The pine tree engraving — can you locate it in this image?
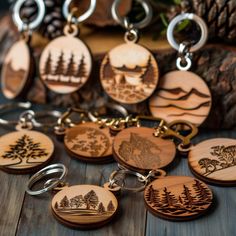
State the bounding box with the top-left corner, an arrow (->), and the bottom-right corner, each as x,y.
65,53 -> 77,77
60,196 -> 70,208
145,185 -> 161,207
107,201 -> 115,212
2,135 -> 48,166
54,202 -> 59,210
103,56 -> 115,80
145,180 -> 212,217
43,52 -> 53,78
192,180 -> 212,202
142,56 -> 155,86
161,187 -> 178,207
54,51 -> 66,77
76,55 -> 86,78
182,185 -> 196,207
98,202 -> 105,213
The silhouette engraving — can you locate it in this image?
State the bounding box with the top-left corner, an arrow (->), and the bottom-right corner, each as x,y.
145,179 -> 212,217
198,145 -> 236,176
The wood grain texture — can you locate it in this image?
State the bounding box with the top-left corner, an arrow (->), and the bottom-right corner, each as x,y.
64,122 -> 114,163
100,42 -> 159,104
144,176 -> 213,221
39,35 -> 92,94
1,40 -> 33,99
0,107 -> 236,236
113,127 -> 176,172
149,71 -> 212,126
188,138 -> 236,186
0,130 -> 54,173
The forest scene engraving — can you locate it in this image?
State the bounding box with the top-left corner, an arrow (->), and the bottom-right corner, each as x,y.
1,134 -> 48,168
118,132 -> 161,169
42,51 -> 87,87
145,180 -> 212,217
149,72 -> 211,125
2,41 -> 29,98
65,127 -> 110,157
101,48 -> 158,103
198,145 -> 236,176
54,190 -> 116,224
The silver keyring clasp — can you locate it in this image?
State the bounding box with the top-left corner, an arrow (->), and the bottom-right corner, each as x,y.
63,0 -> 97,24
26,164 -> 68,195
111,0 -> 152,29
13,0 -> 45,31
167,13 -> 208,52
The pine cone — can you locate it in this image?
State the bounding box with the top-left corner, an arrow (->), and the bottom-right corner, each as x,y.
170,0 -> 236,43
12,0 -> 64,39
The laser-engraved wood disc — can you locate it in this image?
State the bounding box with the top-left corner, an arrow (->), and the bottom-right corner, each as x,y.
188,138 -> 236,186
64,122 -> 114,163
51,185 -> 118,228
113,127 -> 176,172
149,71 -> 212,126
144,176 -> 213,221
0,130 -> 54,174
39,35 -> 92,94
1,40 -> 34,99
100,42 -> 159,104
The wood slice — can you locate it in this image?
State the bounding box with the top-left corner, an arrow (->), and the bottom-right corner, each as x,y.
144,176 -> 213,221
188,138 -> 236,186
100,42 -> 159,104
51,185 -> 118,228
149,71 -> 212,127
0,130 -> 54,174
1,39 -> 34,99
39,34 -> 92,94
113,127 -> 176,172
64,122 -> 114,163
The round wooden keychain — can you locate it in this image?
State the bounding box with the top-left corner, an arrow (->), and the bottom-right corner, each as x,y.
112,116 -> 198,173
106,168 -> 213,221
26,164 -> 119,229
39,0 -> 96,94
54,104 -> 128,163
100,0 -> 159,104
0,105 -> 60,174
157,121 -> 236,186
1,0 -> 45,99
149,13 -> 211,127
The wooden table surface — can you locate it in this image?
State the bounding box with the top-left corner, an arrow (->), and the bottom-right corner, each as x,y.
0,98 -> 235,236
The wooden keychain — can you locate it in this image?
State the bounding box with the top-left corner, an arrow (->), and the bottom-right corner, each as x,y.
39,0 -> 96,94
169,121 -> 236,186
1,0 -> 45,99
100,0 -> 159,104
0,103 -> 61,174
149,13 -> 211,127
54,104 -> 128,163
26,164 -> 119,229
154,121 -> 236,186
106,167 -> 213,221
112,116 -> 198,173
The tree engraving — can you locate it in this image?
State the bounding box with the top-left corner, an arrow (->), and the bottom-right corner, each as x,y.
2,134 -> 48,167
198,145 -> 236,176
144,180 -> 212,217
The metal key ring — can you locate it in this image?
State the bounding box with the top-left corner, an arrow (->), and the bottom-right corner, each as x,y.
167,13 -> 208,52
111,0 -> 153,29
26,164 -> 68,195
109,169 -> 148,192
13,0 -> 45,31
63,0 -> 97,24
